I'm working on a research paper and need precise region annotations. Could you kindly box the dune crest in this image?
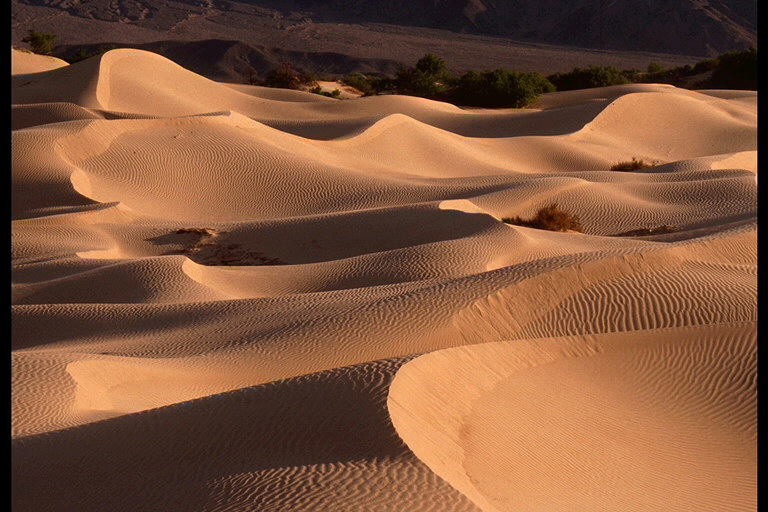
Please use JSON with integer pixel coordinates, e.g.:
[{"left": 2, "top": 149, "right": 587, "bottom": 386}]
[
  {"left": 11, "top": 47, "right": 69, "bottom": 74},
  {"left": 388, "top": 323, "right": 756, "bottom": 512},
  {"left": 12, "top": 47, "right": 756, "bottom": 511}
]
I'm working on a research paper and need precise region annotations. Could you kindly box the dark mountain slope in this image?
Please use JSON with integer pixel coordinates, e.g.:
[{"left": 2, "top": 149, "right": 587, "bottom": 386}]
[
  {"left": 52, "top": 39, "right": 403, "bottom": 83},
  {"left": 247, "top": 0, "right": 756, "bottom": 56},
  {"left": 13, "top": 0, "right": 755, "bottom": 58},
  {"left": 13, "top": 0, "right": 754, "bottom": 81}
]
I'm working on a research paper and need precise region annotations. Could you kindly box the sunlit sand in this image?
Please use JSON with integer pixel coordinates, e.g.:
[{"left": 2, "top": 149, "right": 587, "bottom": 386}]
[{"left": 12, "top": 48, "right": 756, "bottom": 512}]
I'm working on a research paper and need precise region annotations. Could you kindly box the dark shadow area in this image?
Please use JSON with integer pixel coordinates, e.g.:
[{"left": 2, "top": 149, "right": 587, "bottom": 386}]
[
  {"left": 145, "top": 204, "right": 502, "bottom": 265},
  {"left": 12, "top": 356, "right": 417, "bottom": 512},
  {"left": 147, "top": 228, "right": 285, "bottom": 266}
]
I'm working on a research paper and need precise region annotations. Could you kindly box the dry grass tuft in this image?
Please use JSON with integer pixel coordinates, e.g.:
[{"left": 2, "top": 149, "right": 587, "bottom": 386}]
[
  {"left": 610, "top": 157, "right": 655, "bottom": 172},
  {"left": 502, "top": 203, "right": 583, "bottom": 232}
]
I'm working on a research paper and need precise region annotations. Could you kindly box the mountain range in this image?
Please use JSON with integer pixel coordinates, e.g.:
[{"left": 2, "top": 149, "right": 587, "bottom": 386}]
[{"left": 12, "top": 0, "right": 757, "bottom": 81}]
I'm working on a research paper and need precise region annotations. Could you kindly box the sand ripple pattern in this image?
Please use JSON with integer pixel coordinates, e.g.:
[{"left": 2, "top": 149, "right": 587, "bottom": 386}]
[
  {"left": 12, "top": 48, "right": 756, "bottom": 511},
  {"left": 389, "top": 323, "right": 756, "bottom": 512}
]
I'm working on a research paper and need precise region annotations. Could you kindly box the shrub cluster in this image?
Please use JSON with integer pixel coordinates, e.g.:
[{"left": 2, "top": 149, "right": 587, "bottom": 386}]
[
  {"left": 449, "top": 68, "right": 555, "bottom": 108},
  {"left": 259, "top": 54, "right": 553, "bottom": 108},
  {"left": 341, "top": 72, "right": 391, "bottom": 96},
  {"left": 392, "top": 54, "right": 555, "bottom": 107},
  {"left": 502, "top": 204, "right": 583, "bottom": 232},
  {"left": 254, "top": 46, "right": 756, "bottom": 105},
  {"left": 614, "top": 47, "right": 756, "bottom": 90},
  {"left": 706, "top": 47, "right": 757, "bottom": 90},
  {"left": 547, "top": 65, "right": 630, "bottom": 91},
  {"left": 261, "top": 61, "right": 318, "bottom": 90},
  {"left": 309, "top": 86, "right": 342, "bottom": 98},
  {"left": 22, "top": 29, "right": 56, "bottom": 55},
  {"left": 394, "top": 54, "right": 451, "bottom": 98}
]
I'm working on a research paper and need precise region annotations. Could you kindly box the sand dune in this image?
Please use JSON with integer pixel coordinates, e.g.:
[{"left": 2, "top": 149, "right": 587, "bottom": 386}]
[
  {"left": 388, "top": 323, "right": 756, "bottom": 512},
  {"left": 12, "top": 48, "right": 756, "bottom": 511}
]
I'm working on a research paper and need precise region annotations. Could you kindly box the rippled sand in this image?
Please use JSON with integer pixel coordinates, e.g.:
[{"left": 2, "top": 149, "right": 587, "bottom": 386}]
[{"left": 12, "top": 47, "right": 756, "bottom": 512}]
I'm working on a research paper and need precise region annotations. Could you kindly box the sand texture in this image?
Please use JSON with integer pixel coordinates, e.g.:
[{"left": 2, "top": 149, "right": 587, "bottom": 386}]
[{"left": 12, "top": 48, "right": 756, "bottom": 512}]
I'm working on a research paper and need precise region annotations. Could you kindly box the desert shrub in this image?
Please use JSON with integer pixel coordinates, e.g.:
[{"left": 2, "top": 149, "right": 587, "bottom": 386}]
[
  {"left": 620, "top": 67, "right": 645, "bottom": 83},
  {"left": 392, "top": 54, "right": 553, "bottom": 107},
  {"left": 692, "top": 58, "right": 719, "bottom": 75},
  {"left": 263, "top": 61, "right": 317, "bottom": 90},
  {"left": 395, "top": 67, "right": 447, "bottom": 98},
  {"left": 342, "top": 72, "right": 388, "bottom": 96},
  {"left": 610, "top": 158, "right": 653, "bottom": 172},
  {"left": 548, "top": 65, "right": 630, "bottom": 91},
  {"left": 395, "top": 53, "right": 452, "bottom": 99},
  {"left": 450, "top": 68, "right": 554, "bottom": 107},
  {"left": 636, "top": 48, "right": 756, "bottom": 89},
  {"left": 706, "top": 47, "right": 757, "bottom": 90},
  {"left": 414, "top": 53, "right": 447, "bottom": 76},
  {"left": 309, "top": 86, "right": 343, "bottom": 98},
  {"left": 22, "top": 29, "right": 56, "bottom": 55},
  {"left": 503, "top": 203, "right": 583, "bottom": 232},
  {"left": 533, "top": 49, "right": 753, "bottom": 92},
  {"left": 642, "top": 66, "right": 687, "bottom": 85}
]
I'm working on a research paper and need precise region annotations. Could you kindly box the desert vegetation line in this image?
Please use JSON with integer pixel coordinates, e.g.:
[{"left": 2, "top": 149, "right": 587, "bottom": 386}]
[
  {"left": 257, "top": 48, "right": 756, "bottom": 107},
  {"left": 19, "top": 27, "right": 757, "bottom": 107}
]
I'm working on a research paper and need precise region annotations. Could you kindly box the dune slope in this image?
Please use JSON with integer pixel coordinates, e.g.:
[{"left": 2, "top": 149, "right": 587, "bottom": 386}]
[{"left": 11, "top": 48, "right": 756, "bottom": 511}]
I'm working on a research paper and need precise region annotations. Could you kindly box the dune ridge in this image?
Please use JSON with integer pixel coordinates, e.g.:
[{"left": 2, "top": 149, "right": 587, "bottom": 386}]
[{"left": 12, "top": 47, "right": 756, "bottom": 511}]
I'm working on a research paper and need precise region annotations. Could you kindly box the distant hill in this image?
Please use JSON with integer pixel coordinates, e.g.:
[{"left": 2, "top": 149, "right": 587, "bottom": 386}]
[
  {"left": 52, "top": 39, "right": 404, "bottom": 84},
  {"left": 265, "top": 0, "right": 756, "bottom": 57},
  {"left": 12, "top": 0, "right": 755, "bottom": 81},
  {"left": 12, "top": 0, "right": 755, "bottom": 57}
]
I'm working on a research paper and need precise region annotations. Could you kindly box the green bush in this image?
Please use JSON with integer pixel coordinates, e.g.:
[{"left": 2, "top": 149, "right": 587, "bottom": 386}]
[
  {"left": 395, "top": 53, "right": 451, "bottom": 99},
  {"left": 548, "top": 65, "right": 630, "bottom": 91},
  {"left": 693, "top": 58, "right": 719, "bottom": 74},
  {"left": 503, "top": 203, "right": 583, "bottom": 232},
  {"left": 621, "top": 68, "right": 645, "bottom": 83},
  {"left": 262, "top": 62, "right": 317, "bottom": 90},
  {"left": 451, "top": 68, "right": 554, "bottom": 107},
  {"left": 391, "top": 54, "right": 553, "bottom": 107},
  {"left": 414, "top": 53, "right": 447, "bottom": 76},
  {"left": 706, "top": 47, "right": 757, "bottom": 90},
  {"left": 341, "top": 72, "right": 385, "bottom": 96},
  {"left": 22, "top": 29, "right": 56, "bottom": 55},
  {"left": 639, "top": 48, "right": 757, "bottom": 89},
  {"left": 647, "top": 62, "right": 665, "bottom": 74},
  {"left": 310, "top": 87, "right": 342, "bottom": 98}
]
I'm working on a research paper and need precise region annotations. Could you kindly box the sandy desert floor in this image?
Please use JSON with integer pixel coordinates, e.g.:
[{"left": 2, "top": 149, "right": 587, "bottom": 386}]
[{"left": 11, "top": 47, "right": 756, "bottom": 512}]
